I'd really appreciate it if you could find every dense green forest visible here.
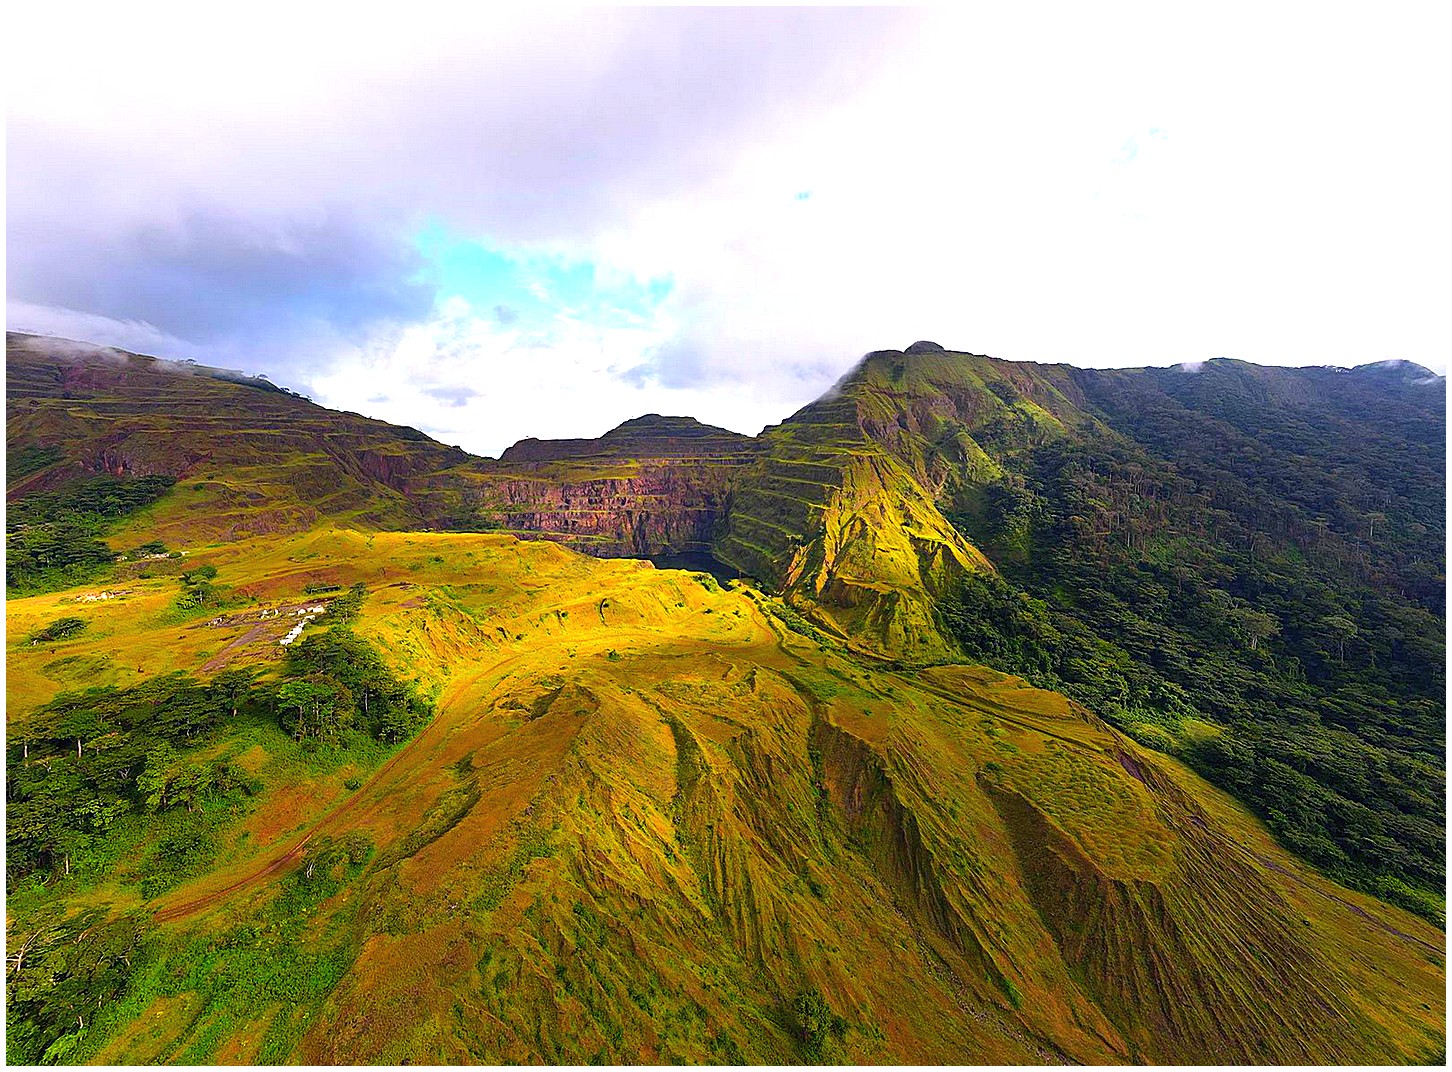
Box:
[944,364,1446,925]
[5,619,428,894]
[5,473,176,593]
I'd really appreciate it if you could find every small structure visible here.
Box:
[279,604,327,646]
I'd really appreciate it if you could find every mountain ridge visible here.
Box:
[5,330,1445,1063]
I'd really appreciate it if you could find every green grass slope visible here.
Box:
[5,530,1444,1064]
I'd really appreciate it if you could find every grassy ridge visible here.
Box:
[6,529,1444,1063]
[788,345,1446,924]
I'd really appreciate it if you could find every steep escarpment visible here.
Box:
[712,389,993,660]
[810,717,1008,995]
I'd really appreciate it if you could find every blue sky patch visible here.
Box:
[412,222,673,334]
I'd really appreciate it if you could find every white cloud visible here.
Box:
[580,6,1449,378]
[6,302,201,360]
[308,297,795,457]
[8,1,1449,444]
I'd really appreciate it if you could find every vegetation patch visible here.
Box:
[790,987,848,1062]
[6,473,177,594]
[384,774,482,866]
[173,564,238,614]
[27,616,88,644]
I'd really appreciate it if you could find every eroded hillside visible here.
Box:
[6,334,468,541]
[5,530,1444,1063]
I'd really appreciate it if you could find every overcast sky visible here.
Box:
[8,3,1448,455]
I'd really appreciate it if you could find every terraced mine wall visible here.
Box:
[416,416,765,559]
[480,461,752,556]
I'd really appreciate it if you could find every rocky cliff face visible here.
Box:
[410,415,761,556]
[471,465,744,555]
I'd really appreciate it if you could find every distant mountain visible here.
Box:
[6,332,468,542]
[500,414,753,461]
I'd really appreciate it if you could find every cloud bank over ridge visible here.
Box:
[8,4,1448,455]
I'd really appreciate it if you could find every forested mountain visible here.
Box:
[5,333,1445,1064]
[782,345,1447,921]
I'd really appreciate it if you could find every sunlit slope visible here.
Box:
[11,530,1439,1064]
[709,343,1127,660]
[6,334,467,542]
[715,389,995,662]
[720,345,1102,574]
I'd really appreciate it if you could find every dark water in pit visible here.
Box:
[647,551,741,586]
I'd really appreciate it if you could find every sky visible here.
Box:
[7,3,1448,456]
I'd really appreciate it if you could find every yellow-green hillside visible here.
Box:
[6,334,1445,1066]
[6,529,1444,1064]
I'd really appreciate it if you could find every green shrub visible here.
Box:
[1373,875,1446,927]
[319,582,367,625]
[29,617,88,643]
[342,832,373,865]
[791,987,846,1061]
[175,564,232,612]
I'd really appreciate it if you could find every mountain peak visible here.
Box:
[603,414,745,439]
[498,414,752,462]
[1352,358,1444,385]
